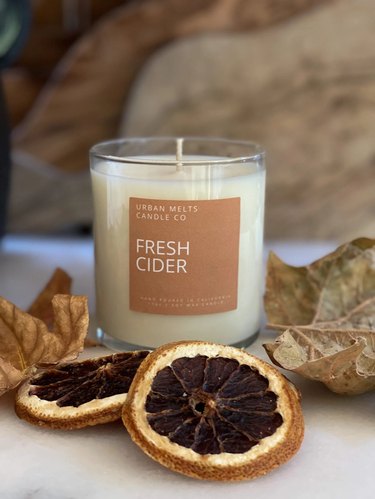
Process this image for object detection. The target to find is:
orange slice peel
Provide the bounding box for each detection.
[15,351,148,430]
[122,341,304,481]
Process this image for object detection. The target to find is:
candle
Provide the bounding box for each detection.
[90,138,265,350]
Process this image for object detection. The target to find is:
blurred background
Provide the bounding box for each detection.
[1,0,374,240]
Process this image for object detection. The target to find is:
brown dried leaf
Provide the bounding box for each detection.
[0,294,88,396]
[264,328,375,395]
[0,358,24,395]
[263,238,375,394]
[265,238,375,328]
[28,268,98,347]
[28,268,72,329]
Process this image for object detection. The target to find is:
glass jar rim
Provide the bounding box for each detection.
[90,137,265,165]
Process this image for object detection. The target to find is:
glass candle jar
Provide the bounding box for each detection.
[90,137,265,350]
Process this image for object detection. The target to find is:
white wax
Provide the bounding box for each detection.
[91,157,265,348]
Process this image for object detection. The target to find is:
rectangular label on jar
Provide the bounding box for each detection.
[129,197,240,315]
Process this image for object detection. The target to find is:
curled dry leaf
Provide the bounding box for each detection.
[0,294,88,396]
[263,238,375,394]
[28,267,98,347]
[28,268,72,329]
[264,328,375,395]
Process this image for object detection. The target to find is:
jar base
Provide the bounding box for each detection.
[96,328,259,351]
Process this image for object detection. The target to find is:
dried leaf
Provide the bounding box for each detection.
[0,358,24,395]
[264,328,375,395]
[0,294,88,396]
[263,238,375,394]
[28,268,72,329]
[265,238,375,328]
[28,268,98,347]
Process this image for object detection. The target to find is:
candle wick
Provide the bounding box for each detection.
[176,138,183,172]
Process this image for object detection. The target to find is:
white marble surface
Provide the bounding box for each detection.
[0,237,374,499]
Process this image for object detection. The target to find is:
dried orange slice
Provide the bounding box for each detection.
[15,351,148,430]
[122,341,304,481]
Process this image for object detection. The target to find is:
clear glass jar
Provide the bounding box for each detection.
[90,137,265,350]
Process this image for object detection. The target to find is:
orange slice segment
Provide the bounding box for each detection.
[15,351,148,430]
[122,341,304,481]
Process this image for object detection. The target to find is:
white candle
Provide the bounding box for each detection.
[90,138,265,349]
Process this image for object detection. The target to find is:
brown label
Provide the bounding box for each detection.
[129,197,240,315]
